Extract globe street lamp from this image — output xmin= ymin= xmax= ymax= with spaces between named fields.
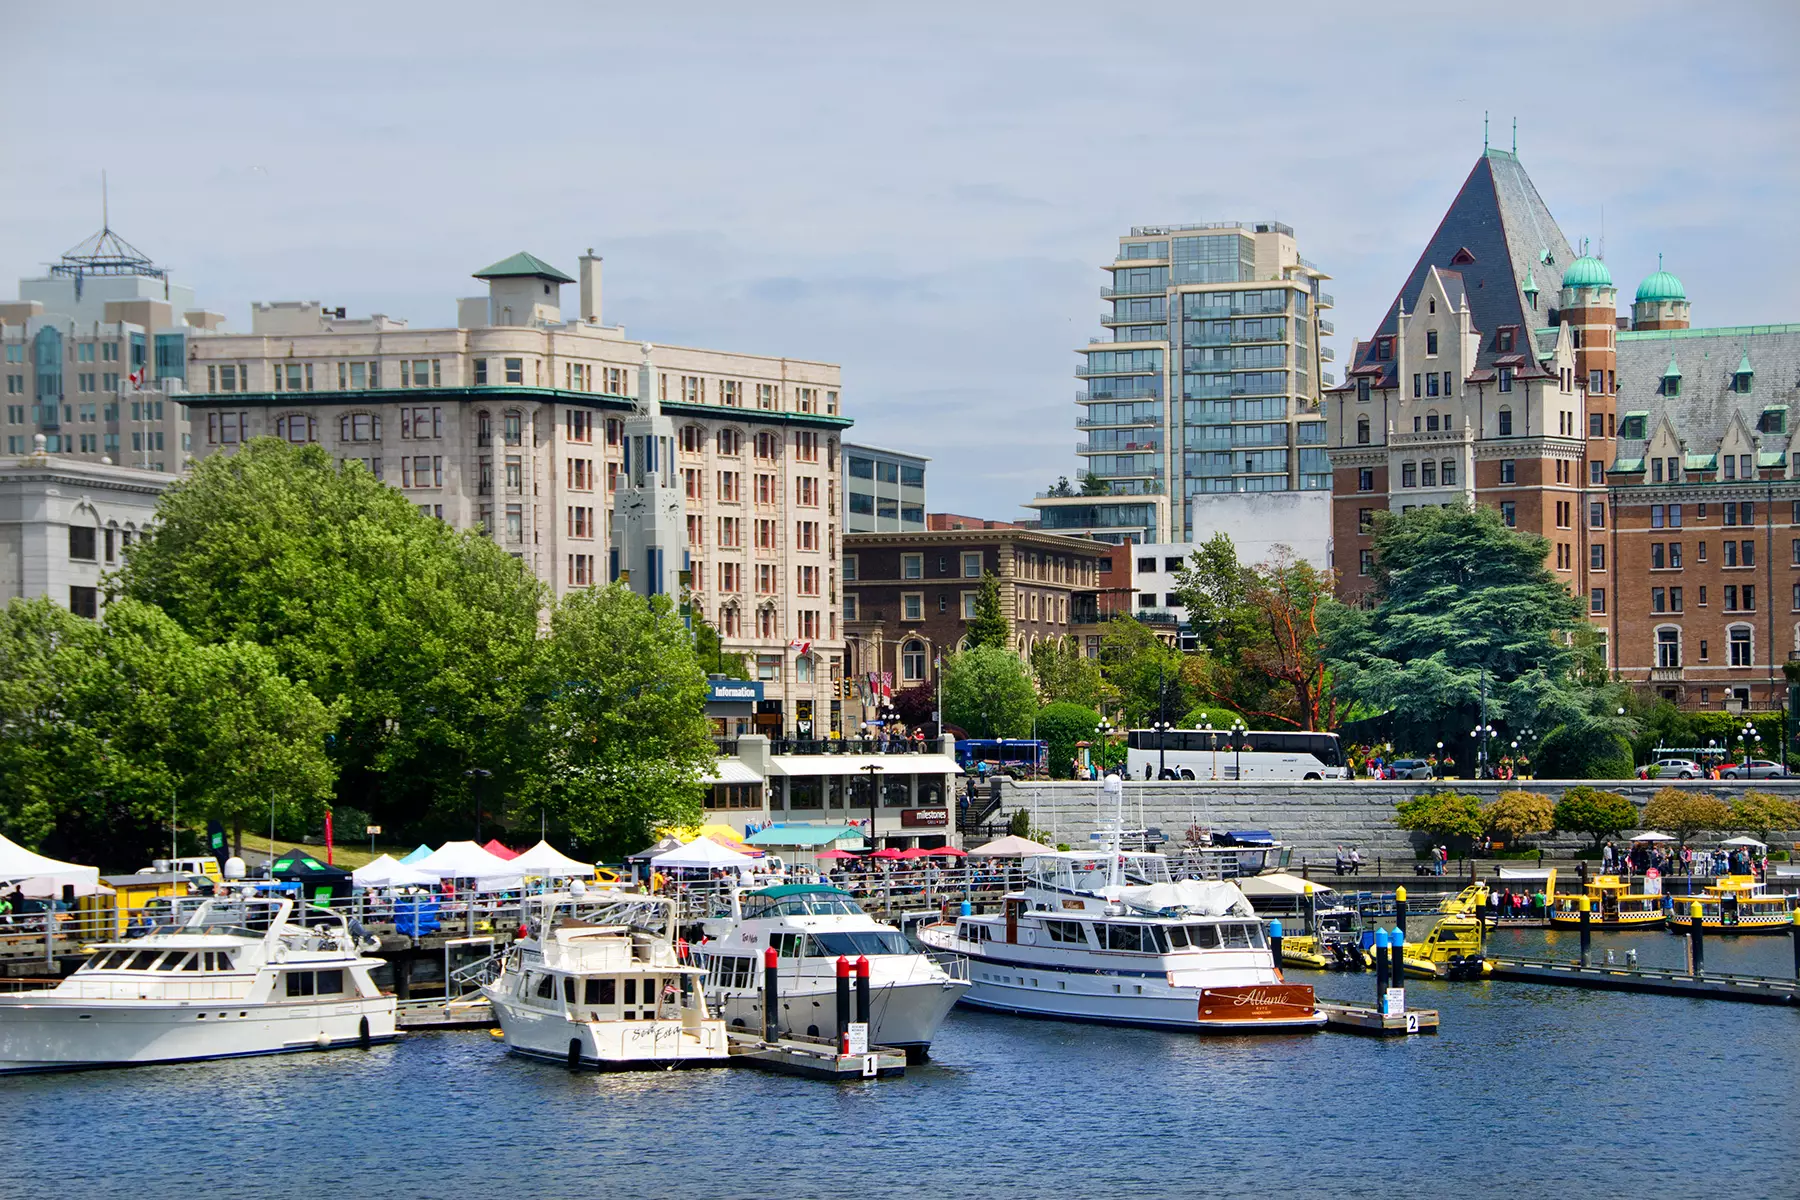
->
xmin=1470 ymin=724 xmax=1496 ymax=779
xmin=1435 ymin=741 xmax=1444 ymax=780
xmin=1152 ymin=719 xmax=1173 ymax=781
xmin=1200 ymin=720 xmax=1219 ymax=780
xmin=1230 ymin=720 xmax=1248 ymax=782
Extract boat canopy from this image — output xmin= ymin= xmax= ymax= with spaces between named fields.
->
xmin=1117 ymin=879 xmax=1254 ymax=918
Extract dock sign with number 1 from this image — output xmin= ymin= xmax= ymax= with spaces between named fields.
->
xmin=846 ymin=1022 xmax=869 ymax=1055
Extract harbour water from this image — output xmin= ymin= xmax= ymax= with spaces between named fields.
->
xmin=3 ymin=927 xmax=1796 ymax=1199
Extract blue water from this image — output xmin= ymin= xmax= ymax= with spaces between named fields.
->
xmin=4 ymin=928 xmax=1796 ymax=1200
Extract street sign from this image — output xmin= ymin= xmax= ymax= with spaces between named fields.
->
xmin=366 ymin=825 xmax=382 ymax=836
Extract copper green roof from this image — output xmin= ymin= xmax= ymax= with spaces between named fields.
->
xmin=1561 ymin=255 xmax=1612 ymax=290
xmin=1662 ymin=354 xmax=1681 ymax=378
xmin=1635 ymin=270 xmax=1686 ymax=304
xmin=472 ymin=252 xmax=575 ymax=283
xmin=1737 ymin=352 xmax=1754 ymax=376
xmin=1522 ymin=268 xmax=1538 ymax=295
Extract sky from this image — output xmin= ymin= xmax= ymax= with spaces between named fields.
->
xmin=5 ymin=2 xmax=1797 ymax=520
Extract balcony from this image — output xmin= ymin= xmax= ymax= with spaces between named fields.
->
xmin=1650 ymin=666 xmax=1683 ymax=683
xmin=1101 ymin=311 xmax=1167 ymax=326
xmin=1076 ymin=414 xmax=1158 ymax=430
xmin=1079 ymin=383 xmax=1162 ymax=402
xmin=1075 ymin=362 xmax=1161 ymax=378
xmin=1078 ymin=443 xmax=1162 ymax=459
xmin=1318 ymin=319 xmax=1334 ymax=336
xmin=1317 ymin=292 xmax=1335 ymax=309
xmin=1101 ymin=285 xmax=1164 ymax=300
xmin=1390 ymin=425 xmax=1474 ymax=449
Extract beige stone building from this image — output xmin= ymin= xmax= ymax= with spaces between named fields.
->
xmin=183 ymin=251 xmax=851 ymax=735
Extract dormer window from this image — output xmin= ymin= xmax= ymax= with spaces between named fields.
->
xmin=1757 ymin=407 xmax=1785 ymax=434
xmin=1734 ymin=371 xmax=1755 ymax=395
xmin=1356 ymin=377 xmax=1371 ymax=402
xmin=1426 ymin=330 xmax=1439 ymax=356
xmin=1497 ymin=329 xmax=1515 ymax=352
xmin=1377 ymin=337 xmax=1393 ymax=361
xmin=1497 ymin=367 xmax=1514 ymax=393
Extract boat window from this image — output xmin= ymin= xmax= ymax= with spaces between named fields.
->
xmin=772 ymin=933 xmax=805 ymax=957
xmin=155 ymin=953 xmax=190 ymax=971
xmin=1043 ymin=919 xmax=1088 ymax=945
xmin=316 ymin=970 xmax=345 ymax=996
xmin=181 ymin=953 xmax=202 ymax=971
xmin=128 ymin=951 xmax=160 ymax=970
xmin=1188 ymin=924 xmax=1221 ymax=949
xmin=1143 ymin=926 xmax=1171 ymax=953
xmin=584 ymin=978 xmax=602 ymax=1005
xmin=644 ymin=977 xmax=662 ymax=1009
xmin=1217 ymin=923 xmax=1265 ymax=949
xmin=741 ymin=891 xmax=864 ymax=918
xmin=76 ymin=952 xmax=105 ymax=972
xmin=624 ymin=978 xmax=637 ymax=1004
xmin=563 ymin=976 xmax=576 ymax=1004
xmin=534 ymin=974 xmax=554 ymax=1000
xmin=102 ymin=950 xmax=132 ymax=969
xmin=286 ymin=971 xmax=317 ymax=997
xmin=1100 ymin=924 xmax=1145 ymax=952
xmin=1166 ymin=925 xmax=1190 ymax=949
xmin=807 ymin=931 xmax=912 ymax=957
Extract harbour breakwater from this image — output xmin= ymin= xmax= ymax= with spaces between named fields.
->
xmin=996 ymin=777 xmax=1800 ymax=861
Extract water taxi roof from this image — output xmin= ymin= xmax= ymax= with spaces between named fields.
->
xmin=749 ymin=884 xmax=852 ymax=901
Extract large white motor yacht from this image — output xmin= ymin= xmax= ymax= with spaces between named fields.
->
xmin=481 ymin=893 xmax=729 ymax=1070
xmin=695 ymin=883 xmax=968 ymax=1060
xmin=919 ymin=777 xmax=1323 ymax=1032
xmin=0 ymin=893 xmax=397 ymax=1074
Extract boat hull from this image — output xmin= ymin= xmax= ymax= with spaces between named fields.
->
xmin=485 ymin=990 xmax=731 ymax=1069
xmin=1548 ymin=912 xmax=1666 ymax=930
xmin=1665 ymin=914 xmax=1794 ymax=934
xmin=955 ymin=961 xmax=1322 ymax=1032
xmin=0 ymin=995 xmax=398 ymax=1075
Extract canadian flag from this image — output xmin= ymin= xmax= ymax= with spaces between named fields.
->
xmin=127 ymin=368 xmax=143 ymax=389
xmin=787 ymin=639 xmax=812 ymax=656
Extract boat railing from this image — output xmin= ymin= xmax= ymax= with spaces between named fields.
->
xmin=48 ymin=977 xmax=254 ymax=1002
xmin=448 ymin=945 xmax=513 ymax=992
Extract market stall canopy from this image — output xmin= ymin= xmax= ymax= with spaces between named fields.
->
xmin=651 ymin=837 xmax=757 ymax=870
xmin=768 ymin=753 xmax=963 ymax=778
xmin=415 ymin=840 xmax=525 ymax=886
xmin=702 ymin=759 xmax=763 ymax=786
xmin=1235 ymin=872 xmax=1331 ymax=899
xmin=744 ymin=824 xmax=864 ymax=849
xmin=481 ymin=839 xmax=520 ymax=861
xmin=1631 ymin=831 xmax=1676 ymax=843
xmin=628 ymin=836 xmax=685 ymax=861
xmin=17 ymin=876 xmax=113 ymax=899
xmin=967 ymin=834 xmax=1056 ymax=858
xmin=0 ymin=835 xmax=99 ymax=887
xmin=1718 ymin=836 xmax=1766 ymax=848
xmin=398 ymin=844 xmax=435 ymax=865
xmin=815 ymin=849 xmax=860 ymax=861
xmin=271 ymin=847 xmax=353 ymax=887
xmin=869 ymin=848 xmax=906 ymax=860
xmin=510 ymin=840 xmax=596 ymax=877
xmin=352 ymin=854 xmax=439 ymax=888
xmin=1494 ymin=867 xmax=1556 ymax=881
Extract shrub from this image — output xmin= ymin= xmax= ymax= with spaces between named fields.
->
xmin=1482 ymin=791 xmax=1554 ymax=840
xmin=1553 ymin=785 xmax=1637 ymax=852
xmin=1394 ymin=790 xmax=1484 ymax=848
xmin=1641 ymin=786 xmax=1732 ymax=846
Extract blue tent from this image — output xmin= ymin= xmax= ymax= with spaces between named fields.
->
xmin=398 ymin=843 xmax=434 ymax=865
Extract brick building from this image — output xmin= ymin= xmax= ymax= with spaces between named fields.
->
xmin=1326 ymin=147 xmax=1800 ymax=710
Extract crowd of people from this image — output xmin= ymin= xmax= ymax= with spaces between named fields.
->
xmin=1600 ymin=840 xmax=1769 ymax=880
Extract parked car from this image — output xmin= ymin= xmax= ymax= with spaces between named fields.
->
xmin=1387 ymin=758 xmax=1435 ymax=780
xmin=1636 ymin=758 xmax=1700 ymax=779
xmin=1720 ymin=759 xmax=1789 ymax=779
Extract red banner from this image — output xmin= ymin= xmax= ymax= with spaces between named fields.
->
xmin=324 ymin=808 xmax=334 ymax=866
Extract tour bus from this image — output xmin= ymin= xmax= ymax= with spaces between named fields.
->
xmin=1124 ymin=728 xmax=1348 ymax=781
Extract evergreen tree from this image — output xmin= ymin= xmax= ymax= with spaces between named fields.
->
xmin=965 ymin=570 xmax=1010 ymax=650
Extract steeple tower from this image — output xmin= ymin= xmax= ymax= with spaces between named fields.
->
xmin=609 ymin=343 xmax=686 ymax=599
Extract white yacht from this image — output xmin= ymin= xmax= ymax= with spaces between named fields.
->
xmin=695 ymin=883 xmax=968 ymax=1061
xmin=919 ymin=777 xmax=1323 ymax=1033
xmin=0 ymin=894 xmax=396 ymax=1074
xmin=480 ymin=893 xmax=729 ymax=1070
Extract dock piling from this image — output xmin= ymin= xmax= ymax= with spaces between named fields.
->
xmin=855 ymin=955 xmax=872 ymax=1026
xmin=1793 ymin=911 xmax=1799 ymax=981
xmin=1688 ymin=902 xmax=1704 ymax=978
xmin=835 ymin=956 xmax=851 ymax=1051
xmin=1389 ymin=929 xmax=1405 ymax=996
xmin=763 ymin=946 xmax=780 ymax=1042
xmin=1374 ymin=928 xmax=1390 ymax=1004
xmin=1269 ymin=919 xmax=1284 ymax=971
xmin=1578 ymin=896 xmax=1592 ymax=967
xmin=1394 ymin=887 xmax=1407 ymax=937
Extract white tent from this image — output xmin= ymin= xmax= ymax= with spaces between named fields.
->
xmin=0 ymin=834 xmax=98 ymax=888
xmin=415 ymin=840 xmax=524 ymax=887
xmin=1630 ymin=831 xmax=1676 ymax=843
xmin=1718 ymin=836 xmax=1766 ymax=849
xmin=511 ymin=841 xmax=597 ymax=878
xmin=352 ymin=854 xmax=440 ymax=888
xmin=1235 ymin=872 xmax=1333 ymax=899
xmin=651 ymin=837 xmax=757 ymax=870
xmin=967 ymin=834 xmax=1056 ymax=858
xmin=17 ymin=876 xmax=113 ymax=899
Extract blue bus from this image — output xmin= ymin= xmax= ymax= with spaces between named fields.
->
xmin=955 ymin=739 xmax=1049 ymax=777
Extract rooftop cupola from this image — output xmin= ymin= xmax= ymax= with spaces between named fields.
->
xmin=1631 ymin=253 xmax=1690 ymax=331
xmin=473 ymin=251 xmax=575 ymax=327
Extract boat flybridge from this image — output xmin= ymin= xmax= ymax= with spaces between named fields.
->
xmin=919 ymin=775 xmax=1324 ymax=1032
xmin=0 ymin=893 xmax=396 ymax=1074
xmin=695 ymin=883 xmax=968 ymax=1061
xmin=479 ymin=893 xmax=729 ymax=1070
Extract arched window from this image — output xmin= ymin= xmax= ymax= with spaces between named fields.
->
xmin=1356 ymin=415 xmax=1370 ymax=445
xmin=339 ymin=412 xmax=381 ymax=442
xmin=1497 ymin=406 xmax=1513 ymax=436
xmin=902 ymin=639 xmax=927 ymax=683
xmin=717 ymin=428 xmax=742 ymax=456
xmin=275 ymin=413 xmax=316 ymax=444
xmin=754 ymin=431 xmax=778 ymax=460
xmin=502 ymin=410 xmax=523 ymax=446
xmin=679 ymin=424 xmax=705 ymax=454
xmin=1655 ymin=626 xmax=1681 ymax=669
xmin=1728 ymin=624 xmax=1753 ymax=668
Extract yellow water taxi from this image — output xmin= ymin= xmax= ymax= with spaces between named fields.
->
xmin=1400 ymin=910 xmax=1492 ymax=980
xmin=1548 ymin=876 xmax=1665 ymax=930
xmin=1663 ymin=877 xmax=1797 ymax=934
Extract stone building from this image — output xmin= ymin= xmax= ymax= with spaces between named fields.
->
xmin=182 ymin=251 xmax=850 ymax=734
xmin=1326 ymin=146 xmax=1800 ymax=711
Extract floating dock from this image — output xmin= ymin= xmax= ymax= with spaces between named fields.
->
xmin=1487 ymin=956 xmax=1798 ymax=1006
xmin=726 ymin=1032 xmax=906 ymax=1080
xmin=1318 ymin=1000 xmax=1439 ymax=1036
xmin=395 ymin=997 xmax=496 ymax=1029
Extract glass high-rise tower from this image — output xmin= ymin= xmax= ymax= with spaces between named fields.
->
xmin=1032 ymin=221 xmax=1334 ymax=543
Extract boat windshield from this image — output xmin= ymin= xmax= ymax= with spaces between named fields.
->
xmin=804 ymin=930 xmax=912 ymax=957
xmin=1026 ymin=853 xmax=1173 ymax=892
xmin=742 ymin=892 xmax=864 ymax=918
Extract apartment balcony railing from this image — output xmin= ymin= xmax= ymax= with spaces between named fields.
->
xmin=1319 ymin=346 xmax=1335 ymax=361
xmin=1650 ymin=666 xmax=1683 ymax=683
xmin=1077 ymin=439 xmax=1162 ymax=455
xmin=1075 ymin=415 xmax=1158 ymax=430
xmin=1318 ymin=319 xmax=1334 ymax=336
xmin=1079 ymin=383 xmax=1163 ymax=402
xmin=1389 ymin=425 xmax=1474 ymax=449
xmin=1075 ymin=363 xmax=1161 ymax=378
xmin=1101 ymin=311 xmax=1167 ymax=326
xmin=1317 ymin=292 xmax=1335 ymax=308
xmin=1100 ymin=285 xmax=1164 ymax=300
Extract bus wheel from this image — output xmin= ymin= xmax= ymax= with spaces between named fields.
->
xmin=1159 ymin=769 xmax=1178 ymax=781
xmin=1304 ymin=773 xmax=1322 ymax=781
xmin=1178 ymin=769 xmax=1195 ymax=781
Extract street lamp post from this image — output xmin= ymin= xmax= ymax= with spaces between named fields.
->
xmin=861 ymin=762 xmax=884 ymax=853
xmin=1152 ymin=719 xmax=1172 ymax=780
xmin=1201 ymin=720 xmax=1218 ymax=780
xmin=1230 ymin=720 xmax=1247 ymax=782
xmin=1470 ymin=724 xmax=1495 ymax=778
xmin=1435 ymin=741 xmax=1444 ymax=780
xmin=464 ymin=768 xmax=492 ymax=841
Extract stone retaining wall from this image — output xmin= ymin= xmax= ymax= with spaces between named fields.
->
xmin=995 ymin=777 xmax=1800 ymax=861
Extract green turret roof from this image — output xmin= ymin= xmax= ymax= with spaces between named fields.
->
xmin=1662 ymin=354 xmax=1682 ymax=378
xmin=1561 ymin=255 xmax=1613 ymax=291
xmin=472 ymin=252 xmax=575 ymax=283
xmin=1636 ymin=270 xmax=1687 ymax=304
xmin=1522 ymin=268 xmax=1538 ymax=295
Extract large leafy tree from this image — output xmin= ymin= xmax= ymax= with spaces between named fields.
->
xmin=1029 ymin=635 xmax=1108 ymax=711
xmin=1326 ymin=504 xmax=1607 ymax=763
xmin=523 ymin=586 xmax=713 ymax=859
xmin=0 ymin=597 xmax=334 ymax=868
xmin=1731 ymin=791 xmax=1800 ymax=844
xmin=1482 ymin=791 xmax=1555 ymax=841
xmin=1096 ymin=616 xmax=1187 ymax=727
xmin=1035 ymin=702 xmax=1102 ymax=780
xmin=1394 ymin=789 xmax=1485 ymax=848
xmin=964 ymin=571 xmax=1010 ymax=650
xmin=1641 ymin=787 xmax=1732 ymax=848
xmin=118 ymin=439 xmax=544 ymax=834
xmin=1552 ymin=785 xmax=1638 ymax=852
xmin=941 ymin=646 xmax=1036 ymax=739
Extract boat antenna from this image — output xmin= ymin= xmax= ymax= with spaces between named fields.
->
xmin=1102 ymin=774 xmax=1125 ymax=888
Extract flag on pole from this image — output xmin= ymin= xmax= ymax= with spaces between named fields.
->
xmin=127 ymin=368 xmax=143 ymax=390
xmin=788 ymin=639 xmax=812 ymax=656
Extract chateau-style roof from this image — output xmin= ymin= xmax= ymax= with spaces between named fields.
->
xmin=1613 ymin=325 xmax=1800 ymax=468
xmin=1334 ymin=149 xmax=1575 ymax=391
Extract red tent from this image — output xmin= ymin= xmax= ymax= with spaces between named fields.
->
xmin=895 ymin=846 xmax=967 ymax=859
xmin=869 ymin=848 xmax=906 ymax=860
xmin=481 ymin=839 xmax=519 ymax=861
xmin=815 ymin=849 xmax=860 ymax=860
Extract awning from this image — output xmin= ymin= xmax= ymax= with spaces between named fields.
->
xmin=744 ymin=824 xmax=863 ymax=848
xmin=1236 ymin=872 xmax=1330 ymax=898
xmin=0 ymin=834 xmax=98 ymax=887
xmin=769 ymin=753 xmax=963 ymax=778
xmin=703 ymin=760 xmax=764 ymax=786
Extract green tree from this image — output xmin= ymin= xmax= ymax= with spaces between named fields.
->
xmin=965 ymin=571 xmax=1010 ymax=651
xmin=1553 ymin=785 xmax=1638 ymax=852
xmin=1029 ymin=635 xmax=1107 ymax=710
xmin=690 ymin=609 xmax=748 ymax=679
xmin=1035 ymin=702 xmax=1101 ymax=780
xmin=118 ymin=439 xmax=545 ymax=835
xmin=1326 ymin=504 xmax=1613 ymax=766
xmin=1097 ymin=617 xmax=1187 ymax=727
xmin=1482 ymin=790 xmax=1555 ymax=841
xmin=1730 ymin=791 xmax=1800 ymax=844
xmin=523 ymin=585 xmax=713 ymax=859
xmin=1079 ymin=472 xmax=1109 ymax=496
xmin=942 ymin=646 xmax=1036 ymax=739
xmin=1641 ymin=787 xmax=1732 ymax=848
xmin=1394 ymin=790 xmax=1485 ymax=853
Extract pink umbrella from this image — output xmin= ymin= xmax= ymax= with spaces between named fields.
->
xmin=869 ymin=848 xmax=906 ymax=860
xmin=919 ymin=846 xmax=967 ymax=858
xmin=816 ymin=849 xmax=860 ymax=861
xmin=481 ymin=839 xmax=519 ymax=861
